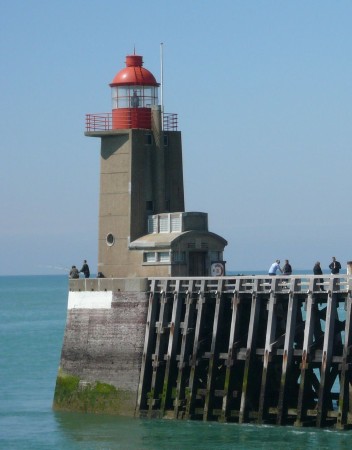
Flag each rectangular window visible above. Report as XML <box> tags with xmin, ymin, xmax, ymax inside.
<box><xmin>173</xmin><ymin>251</ymin><xmax>185</xmax><ymax>262</ymax></box>
<box><xmin>163</xmin><ymin>134</ymin><xmax>169</xmax><ymax>146</ymax></box>
<box><xmin>210</xmin><ymin>251</ymin><xmax>221</xmax><ymax>262</ymax></box>
<box><xmin>159</xmin><ymin>252</ymin><xmax>170</xmax><ymax>263</ymax></box>
<box><xmin>144</xmin><ymin>252</ymin><xmax>156</xmax><ymax>262</ymax></box>
<box><xmin>159</xmin><ymin>215</ymin><xmax>169</xmax><ymax>233</ymax></box>
<box><xmin>145</xmin><ymin>134</ymin><xmax>153</xmax><ymax>145</ymax></box>
<box><xmin>170</xmin><ymin>214</ymin><xmax>182</xmax><ymax>232</ymax></box>
<box><xmin>148</xmin><ymin>217</ymin><xmax>157</xmax><ymax>233</ymax></box>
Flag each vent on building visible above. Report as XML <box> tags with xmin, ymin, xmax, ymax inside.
<box><xmin>148</xmin><ymin>217</ymin><xmax>157</xmax><ymax>233</ymax></box>
<box><xmin>170</xmin><ymin>214</ymin><xmax>181</xmax><ymax>232</ymax></box>
<box><xmin>159</xmin><ymin>216</ymin><xmax>169</xmax><ymax>233</ymax></box>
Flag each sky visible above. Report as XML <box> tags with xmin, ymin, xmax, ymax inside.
<box><xmin>1</xmin><ymin>0</ymin><xmax>352</xmax><ymax>275</ymax></box>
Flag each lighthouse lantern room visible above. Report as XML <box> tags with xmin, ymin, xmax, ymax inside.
<box><xmin>110</xmin><ymin>54</ymin><xmax>159</xmax><ymax>130</ymax></box>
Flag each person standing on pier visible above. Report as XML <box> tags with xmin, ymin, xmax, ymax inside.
<box><xmin>282</xmin><ymin>259</ymin><xmax>292</xmax><ymax>275</ymax></box>
<box><xmin>329</xmin><ymin>257</ymin><xmax>341</xmax><ymax>275</ymax></box>
<box><xmin>268</xmin><ymin>259</ymin><xmax>282</xmax><ymax>275</ymax></box>
<box><xmin>313</xmin><ymin>261</ymin><xmax>324</xmax><ymax>291</ymax></box>
<box><xmin>79</xmin><ymin>260</ymin><xmax>90</xmax><ymax>278</ymax></box>
<box><xmin>69</xmin><ymin>266</ymin><xmax>79</xmax><ymax>279</ymax></box>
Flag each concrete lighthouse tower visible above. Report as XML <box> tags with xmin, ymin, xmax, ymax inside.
<box><xmin>86</xmin><ymin>52</ymin><xmax>227</xmax><ymax>278</ymax></box>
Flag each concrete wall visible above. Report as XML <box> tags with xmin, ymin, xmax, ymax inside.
<box><xmin>53</xmin><ymin>280</ymin><xmax>149</xmax><ymax>415</ymax></box>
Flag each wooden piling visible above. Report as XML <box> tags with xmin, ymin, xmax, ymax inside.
<box><xmin>203</xmin><ymin>280</ymin><xmax>225</xmax><ymax>421</ymax></box>
<box><xmin>295</xmin><ymin>282</ymin><xmax>316</xmax><ymax>426</ymax></box>
<box><xmin>239</xmin><ymin>280</ymin><xmax>261</xmax><ymax>424</ymax></box>
<box><xmin>173</xmin><ymin>280</ymin><xmax>196</xmax><ymax>419</ymax></box>
<box><xmin>220</xmin><ymin>279</ymin><xmax>241</xmax><ymax>422</ymax></box>
<box><xmin>336</xmin><ymin>291</ymin><xmax>352</xmax><ymax>429</ymax></box>
<box><xmin>184</xmin><ymin>280</ymin><xmax>207</xmax><ymax>420</ymax></box>
<box><xmin>276</xmin><ymin>283</ymin><xmax>299</xmax><ymax>424</ymax></box>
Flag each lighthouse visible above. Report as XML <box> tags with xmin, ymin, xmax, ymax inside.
<box><xmin>85</xmin><ymin>52</ymin><xmax>227</xmax><ymax>278</ymax></box>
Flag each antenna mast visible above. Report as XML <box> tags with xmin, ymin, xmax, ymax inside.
<box><xmin>160</xmin><ymin>42</ymin><xmax>164</xmax><ymax>131</ymax></box>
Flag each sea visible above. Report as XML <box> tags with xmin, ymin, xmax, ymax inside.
<box><xmin>1</xmin><ymin>274</ymin><xmax>352</xmax><ymax>450</ymax></box>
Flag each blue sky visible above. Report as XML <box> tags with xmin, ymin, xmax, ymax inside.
<box><xmin>1</xmin><ymin>0</ymin><xmax>352</xmax><ymax>275</ymax></box>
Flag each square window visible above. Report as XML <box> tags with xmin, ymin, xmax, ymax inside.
<box><xmin>159</xmin><ymin>252</ymin><xmax>170</xmax><ymax>262</ymax></box>
<box><xmin>144</xmin><ymin>252</ymin><xmax>156</xmax><ymax>262</ymax></box>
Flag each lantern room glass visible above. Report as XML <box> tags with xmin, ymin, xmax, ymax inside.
<box><xmin>112</xmin><ymin>86</ymin><xmax>158</xmax><ymax>109</ymax></box>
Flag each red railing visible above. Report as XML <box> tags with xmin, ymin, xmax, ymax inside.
<box><xmin>85</xmin><ymin>113</ymin><xmax>112</xmax><ymax>131</ymax></box>
<box><xmin>86</xmin><ymin>111</ymin><xmax>178</xmax><ymax>132</ymax></box>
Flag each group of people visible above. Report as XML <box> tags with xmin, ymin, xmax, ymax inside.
<box><xmin>69</xmin><ymin>260</ymin><xmax>90</xmax><ymax>279</ymax></box>
<box><xmin>268</xmin><ymin>257</ymin><xmax>342</xmax><ymax>276</ymax></box>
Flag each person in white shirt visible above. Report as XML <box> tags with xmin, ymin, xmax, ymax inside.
<box><xmin>268</xmin><ymin>260</ymin><xmax>282</xmax><ymax>275</ymax></box>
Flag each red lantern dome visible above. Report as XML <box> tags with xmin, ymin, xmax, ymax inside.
<box><xmin>110</xmin><ymin>54</ymin><xmax>159</xmax><ymax>129</ymax></box>
<box><xmin>110</xmin><ymin>55</ymin><xmax>159</xmax><ymax>87</ymax></box>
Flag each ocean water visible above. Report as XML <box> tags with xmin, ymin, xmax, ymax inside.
<box><xmin>1</xmin><ymin>275</ymin><xmax>352</xmax><ymax>450</ymax></box>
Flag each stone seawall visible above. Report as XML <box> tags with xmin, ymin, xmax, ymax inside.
<box><xmin>53</xmin><ymin>278</ymin><xmax>149</xmax><ymax>415</ymax></box>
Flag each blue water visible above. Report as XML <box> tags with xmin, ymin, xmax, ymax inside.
<box><xmin>1</xmin><ymin>275</ymin><xmax>352</xmax><ymax>449</ymax></box>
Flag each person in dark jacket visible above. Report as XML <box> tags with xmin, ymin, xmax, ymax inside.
<box><xmin>282</xmin><ymin>259</ymin><xmax>292</xmax><ymax>275</ymax></box>
<box><xmin>80</xmin><ymin>260</ymin><xmax>90</xmax><ymax>278</ymax></box>
<box><xmin>313</xmin><ymin>261</ymin><xmax>324</xmax><ymax>291</ymax></box>
<box><xmin>329</xmin><ymin>257</ymin><xmax>341</xmax><ymax>275</ymax></box>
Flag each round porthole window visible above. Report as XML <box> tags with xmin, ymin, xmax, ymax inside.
<box><xmin>106</xmin><ymin>233</ymin><xmax>115</xmax><ymax>246</ymax></box>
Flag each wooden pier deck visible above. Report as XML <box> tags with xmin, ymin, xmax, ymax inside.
<box><xmin>136</xmin><ymin>275</ymin><xmax>352</xmax><ymax>428</ymax></box>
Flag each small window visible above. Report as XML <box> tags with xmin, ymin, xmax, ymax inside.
<box><xmin>159</xmin><ymin>252</ymin><xmax>170</xmax><ymax>263</ymax></box>
<box><xmin>170</xmin><ymin>214</ymin><xmax>181</xmax><ymax>232</ymax></box>
<box><xmin>145</xmin><ymin>134</ymin><xmax>153</xmax><ymax>145</ymax></box>
<box><xmin>163</xmin><ymin>134</ymin><xmax>169</xmax><ymax>146</ymax></box>
<box><xmin>106</xmin><ymin>233</ymin><xmax>115</xmax><ymax>246</ymax></box>
<box><xmin>146</xmin><ymin>201</ymin><xmax>153</xmax><ymax>212</ymax></box>
<box><xmin>159</xmin><ymin>216</ymin><xmax>169</xmax><ymax>233</ymax></box>
<box><xmin>210</xmin><ymin>251</ymin><xmax>221</xmax><ymax>261</ymax></box>
<box><xmin>144</xmin><ymin>252</ymin><xmax>156</xmax><ymax>262</ymax></box>
<box><xmin>148</xmin><ymin>216</ymin><xmax>157</xmax><ymax>233</ymax></box>
<box><xmin>173</xmin><ymin>251</ymin><xmax>185</xmax><ymax>262</ymax></box>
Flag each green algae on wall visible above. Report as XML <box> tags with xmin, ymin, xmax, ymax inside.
<box><xmin>53</xmin><ymin>369</ymin><xmax>136</xmax><ymax>415</ymax></box>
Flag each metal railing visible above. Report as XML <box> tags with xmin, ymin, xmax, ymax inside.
<box><xmin>86</xmin><ymin>111</ymin><xmax>178</xmax><ymax>132</ymax></box>
<box><xmin>85</xmin><ymin>113</ymin><xmax>112</xmax><ymax>131</ymax></box>
<box><xmin>69</xmin><ymin>274</ymin><xmax>352</xmax><ymax>294</ymax></box>
<box><xmin>163</xmin><ymin>113</ymin><xmax>178</xmax><ymax>131</ymax></box>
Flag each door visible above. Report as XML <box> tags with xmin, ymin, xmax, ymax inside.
<box><xmin>189</xmin><ymin>252</ymin><xmax>206</xmax><ymax>276</ymax></box>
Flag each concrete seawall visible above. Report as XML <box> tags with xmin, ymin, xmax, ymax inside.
<box><xmin>53</xmin><ymin>278</ymin><xmax>149</xmax><ymax>415</ymax></box>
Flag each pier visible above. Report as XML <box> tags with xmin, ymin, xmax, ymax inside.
<box><xmin>134</xmin><ymin>274</ymin><xmax>352</xmax><ymax>428</ymax></box>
